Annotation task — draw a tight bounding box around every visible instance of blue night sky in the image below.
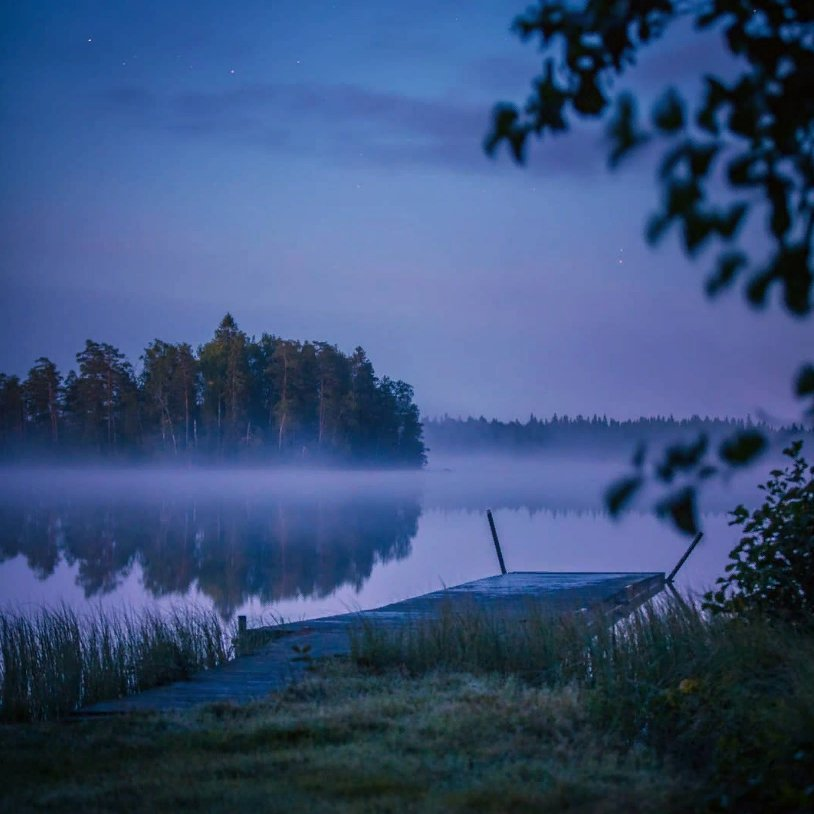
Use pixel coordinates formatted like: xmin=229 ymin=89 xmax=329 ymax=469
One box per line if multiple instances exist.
xmin=1 ymin=1 xmax=810 ymax=422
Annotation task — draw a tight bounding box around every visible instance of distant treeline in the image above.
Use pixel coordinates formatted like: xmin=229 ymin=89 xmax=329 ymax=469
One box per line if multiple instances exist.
xmin=424 ymin=414 xmax=812 ymax=457
xmin=0 ymin=314 xmax=426 ymax=466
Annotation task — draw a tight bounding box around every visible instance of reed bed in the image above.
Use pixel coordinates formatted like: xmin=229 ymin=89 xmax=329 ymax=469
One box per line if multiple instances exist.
xmin=0 ymin=604 xmax=231 ymax=722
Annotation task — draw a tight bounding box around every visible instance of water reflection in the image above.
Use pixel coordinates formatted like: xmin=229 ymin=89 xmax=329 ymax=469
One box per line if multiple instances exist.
xmin=0 ymin=460 xmax=767 ymax=621
xmin=0 ymin=494 xmax=420 ymax=618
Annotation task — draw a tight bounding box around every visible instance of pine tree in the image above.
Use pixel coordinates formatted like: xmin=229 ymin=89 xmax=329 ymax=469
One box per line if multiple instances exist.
xmin=23 ymin=358 xmax=61 ymax=446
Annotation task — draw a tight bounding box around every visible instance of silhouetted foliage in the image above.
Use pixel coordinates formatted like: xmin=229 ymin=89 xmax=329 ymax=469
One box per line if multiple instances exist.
xmin=704 ymin=441 xmax=814 ymax=624
xmin=486 ymin=0 xmax=813 ymax=532
xmin=0 ymin=315 xmax=426 ymax=466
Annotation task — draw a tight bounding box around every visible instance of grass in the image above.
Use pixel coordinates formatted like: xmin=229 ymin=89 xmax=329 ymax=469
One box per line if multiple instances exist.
xmin=351 ymin=598 xmax=814 ymax=811
xmin=1 ymin=598 xmax=813 ymax=812
xmin=0 ymin=663 xmax=693 ymax=813
xmin=0 ymin=604 xmax=230 ymax=722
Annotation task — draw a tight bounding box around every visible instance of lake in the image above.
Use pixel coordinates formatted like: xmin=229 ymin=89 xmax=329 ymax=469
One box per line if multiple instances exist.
xmin=0 ymin=456 xmax=767 ymax=622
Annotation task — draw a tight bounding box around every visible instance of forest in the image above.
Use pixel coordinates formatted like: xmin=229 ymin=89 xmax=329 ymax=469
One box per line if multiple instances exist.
xmin=0 ymin=314 xmax=426 ymax=466
xmin=425 ymin=414 xmax=812 ymax=458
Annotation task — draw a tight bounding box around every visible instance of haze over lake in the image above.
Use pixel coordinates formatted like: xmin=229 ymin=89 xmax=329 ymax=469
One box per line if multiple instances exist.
xmin=0 ymin=455 xmax=767 ymax=622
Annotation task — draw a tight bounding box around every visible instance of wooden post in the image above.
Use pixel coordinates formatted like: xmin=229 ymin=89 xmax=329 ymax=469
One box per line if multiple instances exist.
xmin=487 ymin=509 xmax=507 ymax=575
xmin=238 ymin=615 xmax=247 ymax=635
xmin=667 ymin=532 xmax=704 ymax=584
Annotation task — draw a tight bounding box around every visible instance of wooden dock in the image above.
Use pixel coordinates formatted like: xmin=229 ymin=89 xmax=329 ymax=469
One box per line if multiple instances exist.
xmin=82 ymin=571 xmax=664 ymax=715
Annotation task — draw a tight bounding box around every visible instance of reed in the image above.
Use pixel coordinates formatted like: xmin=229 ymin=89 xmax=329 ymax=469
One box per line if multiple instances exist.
xmin=0 ymin=604 xmax=230 ymax=722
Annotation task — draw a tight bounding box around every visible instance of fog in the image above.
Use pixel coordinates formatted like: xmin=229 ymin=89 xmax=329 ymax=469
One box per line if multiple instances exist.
xmin=0 ymin=452 xmax=768 ymax=514
xmin=0 ymin=455 xmax=776 ymax=621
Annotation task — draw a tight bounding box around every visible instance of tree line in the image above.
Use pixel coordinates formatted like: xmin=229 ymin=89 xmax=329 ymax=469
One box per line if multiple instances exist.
xmin=425 ymin=414 xmax=811 ymax=458
xmin=0 ymin=314 xmax=426 ymax=466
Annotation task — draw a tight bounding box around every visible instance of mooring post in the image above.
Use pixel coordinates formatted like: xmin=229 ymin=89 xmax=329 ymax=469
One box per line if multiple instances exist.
xmin=238 ymin=615 xmax=247 ymax=635
xmin=486 ymin=509 xmax=507 ymax=575
xmin=666 ymin=532 xmax=704 ymax=585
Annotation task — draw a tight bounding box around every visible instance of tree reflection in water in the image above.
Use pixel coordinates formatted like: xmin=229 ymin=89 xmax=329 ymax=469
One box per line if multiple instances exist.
xmin=0 ymin=493 xmax=421 ymax=619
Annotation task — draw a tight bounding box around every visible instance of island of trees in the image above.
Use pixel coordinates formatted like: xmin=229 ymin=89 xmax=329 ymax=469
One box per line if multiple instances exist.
xmin=0 ymin=315 xmax=426 ymax=466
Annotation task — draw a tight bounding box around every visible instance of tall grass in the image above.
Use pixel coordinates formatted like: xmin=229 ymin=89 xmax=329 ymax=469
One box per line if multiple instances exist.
xmin=351 ymin=598 xmax=814 ymax=809
xmin=0 ymin=604 xmax=231 ymax=722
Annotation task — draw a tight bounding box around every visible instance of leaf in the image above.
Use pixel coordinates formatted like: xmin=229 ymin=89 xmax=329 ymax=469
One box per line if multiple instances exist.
xmin=573 ymin=72 xmax=606 ymax=116
xmin=659 ymin=142 xmax=687 ymax=180
xmin=705 ymin=251 xmax=747 ymax=297
xmin=652 ymin=88 xmax=685 ymax=133
xmin=795 ymin=365 xmax=814 ymax=397
xmin=484 ymin=104 xmax=525 ymax=160
xmin=682 ymin=212 xmax=715 ymax=255
xmin=605 ymin=476 xmax=643 ymax=516
xmin=656 ymin=488 xmax=698 ymax=536
xmin=767 ymin=177 xmax=791 ymax=238
xmin=646 ymin=213 xmax=672 ymax=245
xmin=783 ymin=440 xmax=803 ymax=458
xmin=688 ymin=143 xmax=719 ymax=177
xmin=606 ymin=93 xmax=648 ymax=168
xmin=777 ymin=245 xmax=812 ymax=316
xmin=727 ymin=153 xmax=759 ymax=187
xmin=746 ymin=268 xmax=775 ymax=308
xmin=666 ymin=179 xmax=701 ymax=218
xmin=716 ymin=202 xmax=748 ymax=238
xmin=696 ymin=76 xmax=728 ymax=134
xmin=719 ymin=431 xmax=767 ymax=467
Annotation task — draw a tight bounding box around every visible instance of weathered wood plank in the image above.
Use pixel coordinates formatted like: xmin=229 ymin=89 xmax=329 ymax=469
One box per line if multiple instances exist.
xmin=81 ymin=571 xmax=663 ymax=715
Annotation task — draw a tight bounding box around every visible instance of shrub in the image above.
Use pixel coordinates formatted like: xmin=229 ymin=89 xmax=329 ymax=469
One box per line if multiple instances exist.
xmin=704 ymin=441 xmax=814 ymax=624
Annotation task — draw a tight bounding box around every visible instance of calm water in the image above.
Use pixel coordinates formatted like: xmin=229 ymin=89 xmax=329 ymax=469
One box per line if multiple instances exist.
xmin=0 ymin=457 xmax=766 ymax=622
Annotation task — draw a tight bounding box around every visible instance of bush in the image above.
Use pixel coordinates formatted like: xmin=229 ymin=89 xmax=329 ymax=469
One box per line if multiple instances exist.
xmin=704 ymin=441 xmax=814 ymax=624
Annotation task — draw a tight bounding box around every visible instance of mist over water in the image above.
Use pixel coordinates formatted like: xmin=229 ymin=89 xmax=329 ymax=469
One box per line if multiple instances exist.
xmin=0 ymin=455 xmax=770 ymax=622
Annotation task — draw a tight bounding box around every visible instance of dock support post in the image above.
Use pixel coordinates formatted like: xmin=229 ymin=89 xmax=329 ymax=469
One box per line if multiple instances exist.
xmin=666 ymin=532 xmax=704 ymax=584
xmin=486 ymin=509 xmax=507 ymax=575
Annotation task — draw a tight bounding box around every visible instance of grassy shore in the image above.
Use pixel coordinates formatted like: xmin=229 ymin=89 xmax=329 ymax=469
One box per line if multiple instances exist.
xmin=0 ymin=605 xmax=229 ymax=721
xmin=1 ymin=598 xmax=813 ymax=812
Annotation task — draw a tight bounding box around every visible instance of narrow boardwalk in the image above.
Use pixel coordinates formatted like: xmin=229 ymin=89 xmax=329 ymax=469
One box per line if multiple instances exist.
xmin=82 ymin=571 xmax=664 ymax=714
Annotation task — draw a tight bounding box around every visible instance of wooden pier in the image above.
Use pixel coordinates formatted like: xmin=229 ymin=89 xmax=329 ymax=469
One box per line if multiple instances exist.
xmin=82 ymin=571 xmax=664 ymax=715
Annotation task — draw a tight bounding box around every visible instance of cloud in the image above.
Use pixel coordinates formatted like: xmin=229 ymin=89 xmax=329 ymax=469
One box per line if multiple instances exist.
xmin=98 ymin=80 xmax=604 ymax=177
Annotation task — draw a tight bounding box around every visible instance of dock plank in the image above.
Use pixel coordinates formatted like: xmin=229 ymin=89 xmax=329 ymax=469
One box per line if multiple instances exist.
xmin=81 ymin=571 xmax=663 ymax=715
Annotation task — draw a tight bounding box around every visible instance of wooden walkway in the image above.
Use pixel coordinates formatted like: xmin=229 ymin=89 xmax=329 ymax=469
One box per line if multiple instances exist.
xmin=82 ymin=571 xmax=664 ymax=714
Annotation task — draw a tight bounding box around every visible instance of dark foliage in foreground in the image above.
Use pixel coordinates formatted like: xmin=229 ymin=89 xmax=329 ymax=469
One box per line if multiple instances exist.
xmin=705 ymin=441 xmax=814 ymax=623
xmin=0 ymin=314 xmax=426 ymax=466
xmin=483 ymin=0 xmax=814 ymax=535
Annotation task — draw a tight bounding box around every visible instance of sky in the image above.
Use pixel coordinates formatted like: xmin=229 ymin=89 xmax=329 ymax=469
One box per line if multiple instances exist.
xmin=1 ymin=0 xmax=810 ymax=423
